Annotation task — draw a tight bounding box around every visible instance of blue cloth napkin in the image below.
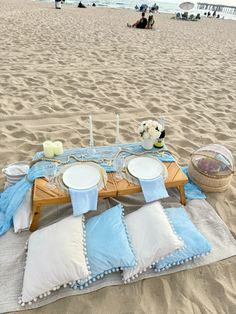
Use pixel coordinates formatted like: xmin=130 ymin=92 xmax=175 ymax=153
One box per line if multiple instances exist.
xmin=139 ymin=176 xmax=169 ymax=203
xmin=69 ymin=186 xmax=98 ymax=216
xmin=181 ymin=166 xmax=206 ymax=200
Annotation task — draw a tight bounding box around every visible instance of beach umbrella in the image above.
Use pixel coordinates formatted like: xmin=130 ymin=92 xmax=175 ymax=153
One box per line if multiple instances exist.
xmin=179 ymin=2 xmax=194 ymax=11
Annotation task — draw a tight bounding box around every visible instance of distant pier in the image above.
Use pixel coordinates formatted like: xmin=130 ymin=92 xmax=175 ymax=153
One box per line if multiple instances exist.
xmin=197 ymin=2 xmax=236 ymax=15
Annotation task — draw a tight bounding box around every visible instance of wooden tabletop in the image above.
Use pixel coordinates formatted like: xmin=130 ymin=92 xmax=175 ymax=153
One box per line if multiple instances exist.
xmin=33 ymin=161 xmax=188 ymax=205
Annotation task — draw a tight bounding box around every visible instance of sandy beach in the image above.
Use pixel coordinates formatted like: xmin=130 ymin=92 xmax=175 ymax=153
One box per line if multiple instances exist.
xmin=0 ymin=0 xmax=236 ymax=313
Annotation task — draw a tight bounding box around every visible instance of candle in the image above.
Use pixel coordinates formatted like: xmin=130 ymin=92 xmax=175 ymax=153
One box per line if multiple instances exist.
xmin=89 ymin=114 xmax=94 ymax=147
xmin=43 ymin=141 xmax=54 ymax=158
xmin=53 ymin=141 xmax=64 ymax=156
xmin=115 ymin=113 xmax=120 ymax=144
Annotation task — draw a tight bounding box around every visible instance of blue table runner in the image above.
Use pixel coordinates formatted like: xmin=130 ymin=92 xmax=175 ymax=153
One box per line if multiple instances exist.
xmin=33 ymin=142 xmax=175 ymax=172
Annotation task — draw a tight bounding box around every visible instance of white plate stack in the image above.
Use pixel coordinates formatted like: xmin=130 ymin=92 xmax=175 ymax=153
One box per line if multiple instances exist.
xmin=2 ymin=162 xmax=29 ymax=186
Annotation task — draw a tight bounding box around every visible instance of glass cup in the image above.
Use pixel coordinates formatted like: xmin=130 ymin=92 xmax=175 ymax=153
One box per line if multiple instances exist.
xmin=114 ymin=155 xmax=125 ymax=180
xmin=45 ymin=163 xmax=58 ymax=190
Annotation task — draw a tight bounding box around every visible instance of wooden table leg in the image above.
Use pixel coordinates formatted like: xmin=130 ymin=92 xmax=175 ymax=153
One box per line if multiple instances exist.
xmin=30 ymin=204 xmax=41 ymax=232
xmin=178 ymin=184 xmax=186 ymax=206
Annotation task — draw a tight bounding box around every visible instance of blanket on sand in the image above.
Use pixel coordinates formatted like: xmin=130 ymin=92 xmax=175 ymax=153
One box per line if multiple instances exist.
xmin=0 ymin=193 xmax=235 ymax=313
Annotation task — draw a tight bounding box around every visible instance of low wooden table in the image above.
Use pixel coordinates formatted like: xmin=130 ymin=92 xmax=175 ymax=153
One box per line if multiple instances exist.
xmin=30 ymin=161 xmax=188 ymax=231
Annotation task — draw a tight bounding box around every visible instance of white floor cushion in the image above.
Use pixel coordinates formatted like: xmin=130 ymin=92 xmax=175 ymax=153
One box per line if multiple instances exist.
xmin=13 ymin=189 xmax=32 ymax=233
xmin=19 ymin=215 xmax=90 ymax=305
xmin=123 ymin=202 xmax=183 ymax=282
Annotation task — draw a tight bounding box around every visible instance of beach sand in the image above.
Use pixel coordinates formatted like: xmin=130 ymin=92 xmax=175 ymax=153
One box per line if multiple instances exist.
xmin=0 ymin=0 xmax=236 ymax=313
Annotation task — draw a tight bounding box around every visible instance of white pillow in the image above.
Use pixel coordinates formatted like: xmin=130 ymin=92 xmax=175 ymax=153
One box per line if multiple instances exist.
xmin=19 ymin=215 xmax=90 ymax=305
xmin=123 ymin=202 xmax=183 ymax=282
xmin=13 ymin=189 xmax=32 ymax=233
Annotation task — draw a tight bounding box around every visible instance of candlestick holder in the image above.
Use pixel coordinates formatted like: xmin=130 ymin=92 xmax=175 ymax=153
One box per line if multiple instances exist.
xmin=88 ymin=114 xmax=96 ymax=155
xmin=115 ymin=113 xmax=121 ymax=145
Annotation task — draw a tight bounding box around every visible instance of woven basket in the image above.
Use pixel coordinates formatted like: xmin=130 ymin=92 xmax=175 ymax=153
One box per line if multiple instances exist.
xmin=188 ymin=160 xmax=233 ymax=193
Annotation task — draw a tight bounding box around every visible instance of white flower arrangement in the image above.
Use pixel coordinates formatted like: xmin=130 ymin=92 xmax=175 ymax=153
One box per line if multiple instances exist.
xmin=138 ymin=120 xmax=164 ymax=141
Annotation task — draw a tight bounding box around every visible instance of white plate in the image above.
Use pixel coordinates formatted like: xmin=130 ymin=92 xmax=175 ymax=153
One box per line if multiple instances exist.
xmin=3 ymin=163 xmax=29 ymax=176
xmin=7 ymin=175 xmax=25 ymax=180
xmin=62 ymin=164 xmax=101 ymax=190
xmin=127 ymin=156 xmax=167 ymax=180
xmin=7 ymin=178 xmax=22 ymax=183
xmin=57 ymin=162 xmax=107 ymax=194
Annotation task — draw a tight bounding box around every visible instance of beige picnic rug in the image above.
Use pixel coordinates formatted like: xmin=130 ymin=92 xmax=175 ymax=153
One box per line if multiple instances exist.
xmin=0 ymin=192 xmax=236 ymax=313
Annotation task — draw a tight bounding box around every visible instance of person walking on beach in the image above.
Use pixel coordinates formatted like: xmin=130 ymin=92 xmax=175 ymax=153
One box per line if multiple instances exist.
xmin=127 ymin=12 xmax=148 ymax=29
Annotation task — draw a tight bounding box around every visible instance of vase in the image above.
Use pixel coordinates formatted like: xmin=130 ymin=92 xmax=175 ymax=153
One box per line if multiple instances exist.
xmin=154 ymin=138 xmax=164 ymax=148
xmin=141 ymin=139 xmax=154 ymax=150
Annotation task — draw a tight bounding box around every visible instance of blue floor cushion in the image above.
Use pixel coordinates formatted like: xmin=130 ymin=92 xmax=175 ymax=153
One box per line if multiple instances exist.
xmin=73 ymin=204 xmax=136 ymax=289
xmin=154 ymin=207 xmax=212 ymax=272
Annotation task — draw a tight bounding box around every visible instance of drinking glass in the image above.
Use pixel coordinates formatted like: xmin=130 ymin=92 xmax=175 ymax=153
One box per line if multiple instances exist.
xmin=114 ymin=155 xmax=125 ymax=180
xmin=45 ymin=163 xmax=58 ymax=190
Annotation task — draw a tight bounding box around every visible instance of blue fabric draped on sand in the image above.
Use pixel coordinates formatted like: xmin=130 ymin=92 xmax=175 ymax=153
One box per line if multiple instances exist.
xmin=0 ymin=162 xmax=57 ymax=236
xmin=0 ymin=143 xmax=175 ymax=236
xmin=181 ymin=166 xmax=206 ymax=200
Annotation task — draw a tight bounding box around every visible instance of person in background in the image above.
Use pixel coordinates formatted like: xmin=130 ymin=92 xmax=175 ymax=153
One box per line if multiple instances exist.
xmin=147 ymin=15 xmax=155 ymax=29
xmin=150 ymin=3 xmax=159 ymax=13
xmin=207 ymin=11 xmax=211 ymax=17
xmin=55 ymin=0 xmax=62 ymax=9
xmin=135 ymin=5 xmax=139 ymax=11
xmin=139 ymin=4 xmax=148 ymax=13
xmin=78 ymin=1 xmax=86 ymax=8
xmin=127 ymin=12 xmax=147 ymax=29
xmin=212 ymin=10 xmax=216 ymax=17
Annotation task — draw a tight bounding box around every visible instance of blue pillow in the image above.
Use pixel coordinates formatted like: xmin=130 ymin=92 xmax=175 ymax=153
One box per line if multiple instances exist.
xmin=73 ymin=204 xmax=136 ymax=289
xmin=154 ymin=207 xmax=212 ymax=272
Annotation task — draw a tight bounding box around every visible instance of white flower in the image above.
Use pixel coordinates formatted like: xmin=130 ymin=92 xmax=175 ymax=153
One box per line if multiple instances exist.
xmin=142 ymin=132 xmax=150 ymax=139
xmin=149 ymin=127 xmax=161 ymax=140
xmin=138 ymin=125 xmax=144 ymax=133
xmin=139 ymin=119 xmax=164 ymax=140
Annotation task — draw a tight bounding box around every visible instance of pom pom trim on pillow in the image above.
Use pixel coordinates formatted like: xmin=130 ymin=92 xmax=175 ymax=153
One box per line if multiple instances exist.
xmin=72 ymin=205 xmax=137 ymax=290
xmin=18 ymin=216 xmax=91 ymax=307
xmin=154 ymin=206 xmax=212 ymax=272
xmin=154 ymin=251 xmax=211 ymax=272
xmin=122 ymin=205 xmax=185 ymax=284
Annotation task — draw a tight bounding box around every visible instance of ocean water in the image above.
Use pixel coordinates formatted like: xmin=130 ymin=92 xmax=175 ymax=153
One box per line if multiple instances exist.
xmin=41 ymin=0 xmax=236 ymax=20
xmin=65 ymin=0 xmax=180 ymax=11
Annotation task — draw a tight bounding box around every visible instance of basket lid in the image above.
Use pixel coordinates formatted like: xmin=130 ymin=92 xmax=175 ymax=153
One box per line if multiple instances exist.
xmin=191 ymin=144 xmax=234 ymax=177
